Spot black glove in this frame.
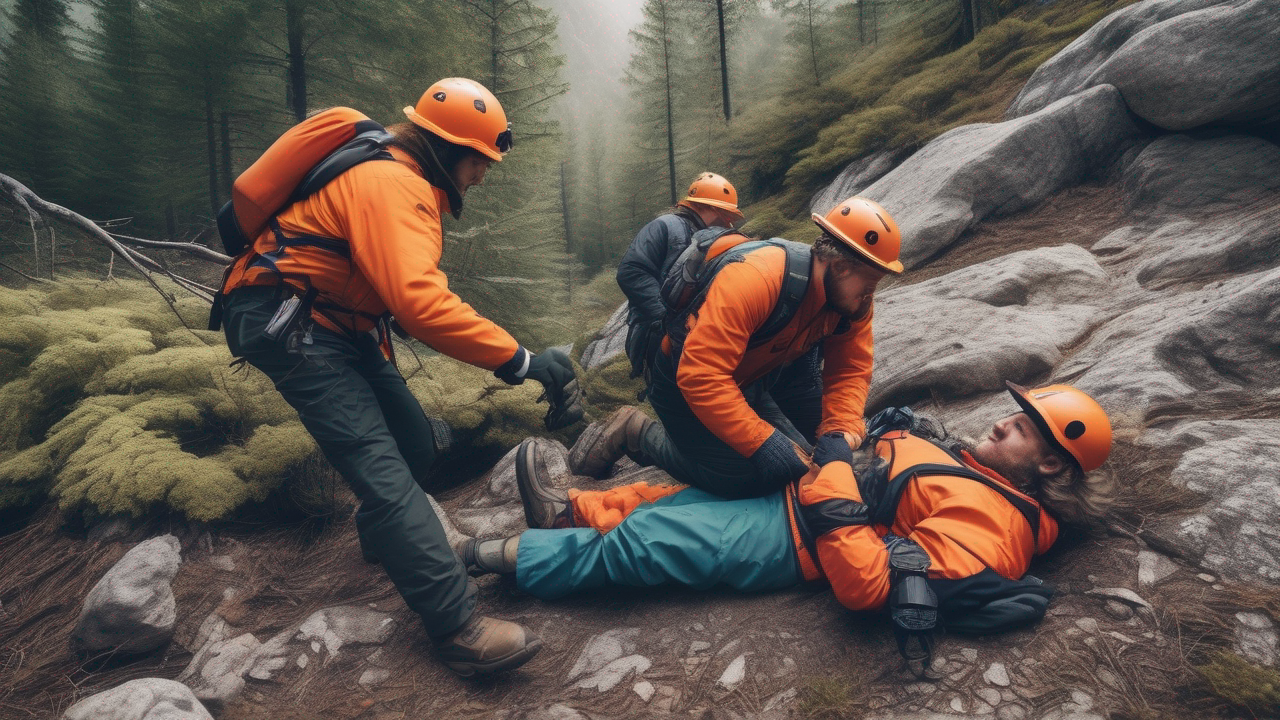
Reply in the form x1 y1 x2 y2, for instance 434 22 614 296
812 432 853 467
526 348 584 431
883 534 938 675
750 429 810 483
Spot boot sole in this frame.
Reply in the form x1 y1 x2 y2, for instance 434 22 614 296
442 636 544 677
516 439 561 530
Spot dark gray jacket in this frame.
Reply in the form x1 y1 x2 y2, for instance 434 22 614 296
616 207 706 325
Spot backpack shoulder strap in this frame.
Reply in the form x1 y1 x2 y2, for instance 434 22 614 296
290 122 394 205
748 240 812 349
873 442 1041 554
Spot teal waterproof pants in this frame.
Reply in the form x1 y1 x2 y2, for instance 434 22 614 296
223 287 475 638
516 488 801 600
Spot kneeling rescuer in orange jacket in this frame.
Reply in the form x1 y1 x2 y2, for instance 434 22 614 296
218 79 575 676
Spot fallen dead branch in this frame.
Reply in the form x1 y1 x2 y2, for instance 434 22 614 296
0 172 226 330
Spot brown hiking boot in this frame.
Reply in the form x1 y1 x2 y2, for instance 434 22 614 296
568 406 653 478
515 438 574 529
434 615 542 677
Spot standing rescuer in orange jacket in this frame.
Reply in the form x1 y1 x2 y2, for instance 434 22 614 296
458 382 1115 672
570 197 903 499
216 78 577 676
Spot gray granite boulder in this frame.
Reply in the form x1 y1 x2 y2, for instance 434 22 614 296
62 678 212 720
869 244 1113 409
1121 134 1280 217
1008 0 1229 117
1138 419 1280 584
1011 0 1280 132
809 148 907 215
1061 264 1280 427
863 85 1142 269
72 535 182 655
580 302 629 370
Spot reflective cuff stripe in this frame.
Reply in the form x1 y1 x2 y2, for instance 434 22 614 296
513 348 532 378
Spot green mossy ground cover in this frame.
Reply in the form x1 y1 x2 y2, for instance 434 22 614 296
734 0 1138 241
0 276 604 522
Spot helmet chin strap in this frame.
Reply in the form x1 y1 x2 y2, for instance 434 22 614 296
417 135 466 220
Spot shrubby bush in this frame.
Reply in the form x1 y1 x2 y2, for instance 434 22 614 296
0 274 637 521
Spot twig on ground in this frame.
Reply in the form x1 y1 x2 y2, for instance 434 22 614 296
0 260 48 284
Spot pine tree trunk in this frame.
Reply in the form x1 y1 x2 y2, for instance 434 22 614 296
205 91 220 214
286 0 307 122
220 111 233 197
560 161 572 296
858 0 865 45
491 0 501 90
660 1 678 205
970 0 982 36
716 0 730 121
165 202 177 240
959 0 975 44
807 0 821 85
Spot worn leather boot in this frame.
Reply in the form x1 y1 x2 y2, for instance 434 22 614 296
568 406 653 478
515 438 575 529
433 615 542 677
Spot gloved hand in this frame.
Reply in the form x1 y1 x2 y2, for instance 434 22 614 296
812 432 853 467
525 348 584 431
750 429 811 483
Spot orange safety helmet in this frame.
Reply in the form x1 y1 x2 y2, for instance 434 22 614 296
404 78 512 162
1005 381 1112 472
812 197 904 274
681 172 744 219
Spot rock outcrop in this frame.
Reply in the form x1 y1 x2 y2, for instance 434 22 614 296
869 244 1113 409
862 84 1142 269
72 535 182 655
808 148 906 215
62 678 212 720
580 302 629 370
1009 0 1280 133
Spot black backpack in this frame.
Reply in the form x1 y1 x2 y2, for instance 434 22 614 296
660 227 813 358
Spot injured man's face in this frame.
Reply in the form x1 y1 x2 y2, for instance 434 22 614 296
970 412 1065 490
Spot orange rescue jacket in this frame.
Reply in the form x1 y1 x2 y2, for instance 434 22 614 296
220 146 519 370
786 431 1059 611
674 245 875 457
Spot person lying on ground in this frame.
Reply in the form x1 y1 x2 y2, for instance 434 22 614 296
570 197 905 500
456 382 1114 670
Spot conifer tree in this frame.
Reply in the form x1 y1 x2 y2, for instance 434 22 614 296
0 0 78 206
79 0 155 230
772 0 833 85
450 0 573 346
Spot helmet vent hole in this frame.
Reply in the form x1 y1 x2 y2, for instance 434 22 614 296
1064 420 1086 439
840 206 851 216
875 213 891 232
865 230 879 245
432 92 447 102
474 99 487 113
723 188 730 194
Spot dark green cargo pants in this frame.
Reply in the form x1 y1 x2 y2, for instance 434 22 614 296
635 349 819 500
223 287 474 638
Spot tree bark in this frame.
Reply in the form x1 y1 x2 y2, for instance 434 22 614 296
807 0 821 85
959 0 975 44
286 0 307 122
716 0 730 121
559 161 573 296
220 111 233 198
660 0 678 205
205 90 220 214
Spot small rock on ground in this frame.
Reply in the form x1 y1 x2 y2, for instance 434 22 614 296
62 678 212 720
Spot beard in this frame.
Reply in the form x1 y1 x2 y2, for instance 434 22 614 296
967 439 1041 493
822 265 873 320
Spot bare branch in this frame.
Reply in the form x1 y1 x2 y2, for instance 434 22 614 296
106 232 232 264
0 173 215 331
0 260 50 284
